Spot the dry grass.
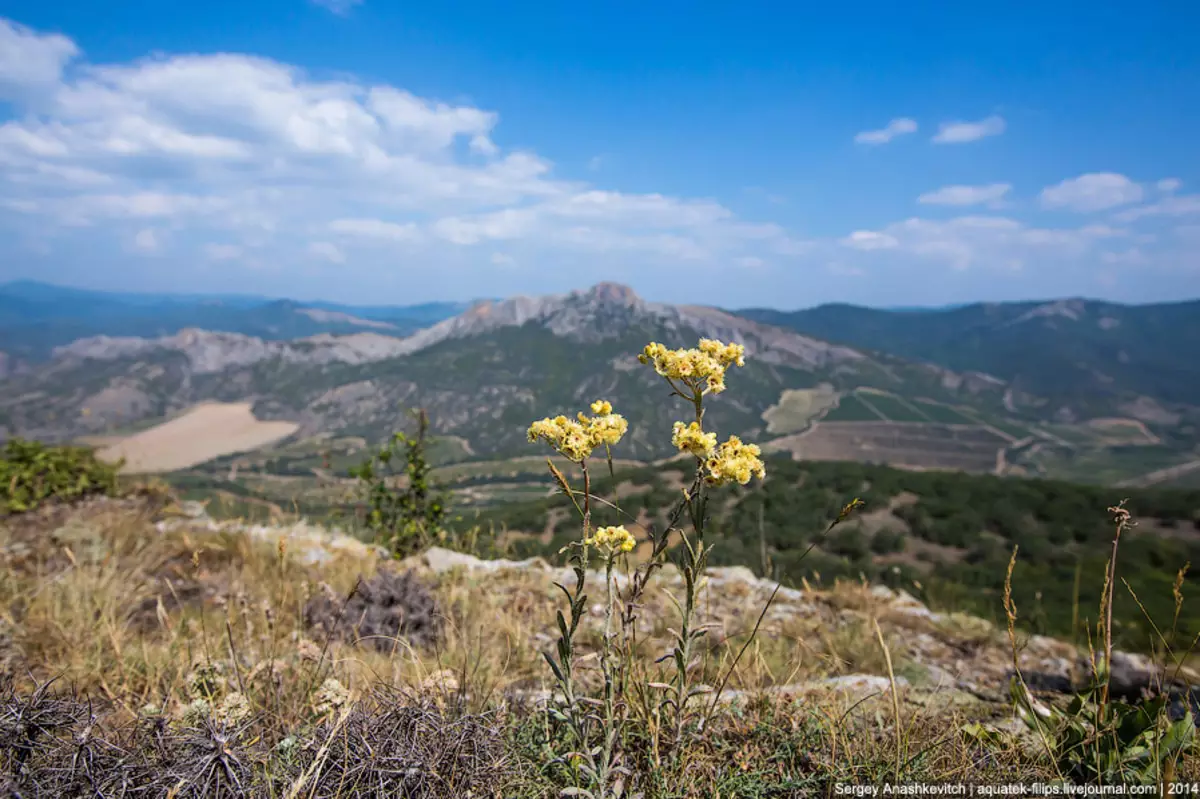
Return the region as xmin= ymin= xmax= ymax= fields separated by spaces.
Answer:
xmin=2 ymin=497 xmax=1199 ymax=795
xmin=97 ymin=402 xmax=299 ymax=474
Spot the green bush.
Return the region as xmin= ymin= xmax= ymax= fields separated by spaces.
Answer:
xmin=0 ymin=437 xmax=122 ymax=514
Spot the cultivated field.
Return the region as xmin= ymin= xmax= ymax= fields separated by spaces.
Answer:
xmin=97 ymin=402 xmax=299 ymax=473
xmin=761 ymin=385 xmax=839 ymax=434
xmin=764 ymin=421 xmax=1008 ymax=473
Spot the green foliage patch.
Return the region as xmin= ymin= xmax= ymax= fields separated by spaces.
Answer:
xmin=0 ymin=437 xmax=121 ymax=514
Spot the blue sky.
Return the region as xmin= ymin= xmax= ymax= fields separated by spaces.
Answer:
xmin=0 ymin=1 xmax=1197 ymax=309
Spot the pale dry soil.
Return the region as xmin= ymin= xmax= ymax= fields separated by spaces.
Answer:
xmin=97 ymin=401 xmax=299 ymax=473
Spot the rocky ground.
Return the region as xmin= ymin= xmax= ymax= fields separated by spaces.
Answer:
xmin=4 ymin=495 xmax=1200 ymax=795
xmin=147 ymin=498 xmax=1193 ymax=715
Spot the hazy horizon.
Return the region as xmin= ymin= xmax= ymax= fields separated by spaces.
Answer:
xmin=6 ymin=277 xmax=1197 ymax=316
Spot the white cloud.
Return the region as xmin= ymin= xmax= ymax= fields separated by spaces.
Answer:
xmin=1157 ymin=178 xmax=1182 ymax=193
xmin=917 ymin=183 xmax=1011 ymax=207
xmin=0 ymin=18 xmax=78 ymax=97
xmin=132 ymin=228 xmax=161 ymax=253
xmin=308 ymin=241 xmax=346 ymax=264
xmin=1039 ymin=173 xmax=1144 ymax=212
xmin=853 ymin=118 xmax=917 ymax=145
xmin=1114 ymin=194 xmax=1200 ymax=222
xmin=841 ymin=230 xmax=899 ymax=250
xmin=311 ymin=0 xmax=363 ymax=15
xmin=932 ymin=115 xmax=1006 ymax=144
xmin=330 ymin=218 xmax=420 ymax=241
xmin=469 ymin=134 xmax=498 ymax=156
xmin=490 ymin=252 xmax=515 ymax=266
xmin=841 ymin=215 xmax=1120 ymax=271
xmin=734 ymin=255 xmax=765 ymax=268
xmin=205 ymin=243 xmax=243 ymax=261
xmin=1100 ymin=249 xmax=1149 ymax=266
xmin=0 ymin=18 xmax=813 ymax=272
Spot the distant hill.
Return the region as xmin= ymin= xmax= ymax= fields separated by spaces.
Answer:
xmin=736 ymin=298 xmax=1200 ymax=422
xmin=0 ymin=280 xmax=475 ymax=366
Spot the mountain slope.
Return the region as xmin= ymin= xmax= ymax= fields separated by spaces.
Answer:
xmin=736 ymin=298 xmax=1200 ymax=423
xmin=0 ymin=284 xmax=1022 ymax=460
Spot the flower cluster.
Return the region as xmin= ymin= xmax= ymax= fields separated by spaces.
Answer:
xmin=586 ymin=524 xmax=636 ymax=555
xmin=528 ymin=399 xmax=628 ymax=462
xmin=638 ymin=338 xmax=746 ymax=395
xmin=672 ymin=421 xmax=717 ymax=458
xmin=704 ymin=436 xmax=766 ymax=486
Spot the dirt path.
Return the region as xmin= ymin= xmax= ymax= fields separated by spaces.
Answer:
xmin=1115 ymin=458 xmax=1200 ymax=488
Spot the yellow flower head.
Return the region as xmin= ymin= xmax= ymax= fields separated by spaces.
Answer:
xmin=637 ymin=338 xmax=746 ymax=396
xmin=671 ymin=420 xmax=717 ymax=458
xmin=586 ymin=525 xmax=636 ymax=555
xmin=529 ymin=400 xmax=626 ymax=461
xmin=704 ymin=435 xmax=766 ymax=486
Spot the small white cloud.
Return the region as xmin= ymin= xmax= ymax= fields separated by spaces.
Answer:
xmin=329 ymin=218 xmax=420 ymax=241
xmin=311 ymin=0 xmax=362 ymax=15
xmin=1157 ymin=177 xmax=1182 ymax=193
xmin=932 ymin=115 xmax=1006 ymax=144
xmin=490 ymin=252 xmax=515 ymax=266
xmin=1040 ymin=173 xmax=1144 ymax=212
xmin=308 ymin=241 xmax=346 ymax=264
xmin=917 ymin=183 xmax=1011 ymax=207
xmin=841 ymin=230 xmax=899 ymax=250
xmin=469 ymin=134 xmax=498 ymax=156
xmin=1100 ymin=249 xmax=1149 ymax=266
xmin=132 ymin=228 xmax=161 ymax=253
xmin=204 ymin=243 xmax=242 ymax=261
xmin=840 ymin=215 xmax=1128 ymax=272
xmin=0 ymin=18 xmax=79 ymax=96
xmin=587 ymin=155 xmax=604 ymax=171
xmin=734 ymin=255 xmax=765 ymax=268
xmin=1115 ymin=194 xmax=1200 ymax=222
xmin=854 ymin=118 xmax=918 ymax=145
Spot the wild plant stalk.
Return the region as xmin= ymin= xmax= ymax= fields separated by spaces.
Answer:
xmin=998 ymin=501 xmax=1195 ymax=786
xmin=528 ymin=339 xmax=766 ymax=796
xmin=541 ymin=450 xmax=618 ymax=794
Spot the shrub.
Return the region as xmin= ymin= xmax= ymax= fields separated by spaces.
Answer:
xmin=0 ymin=438 xmax=121 ymax=515
xmin=303 ymin=567 xmax=443 ymax=653
xmin=348 ymin=409 xmax=450 ymax=558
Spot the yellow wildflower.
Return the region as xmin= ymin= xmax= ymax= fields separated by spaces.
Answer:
xmin=529 ymin=401 xmax=627 ymax=462
xmin=671 ymin=421 xmax=717 ymax=458
xmin=585 ymin=411 xmax=628 ymax=447
xmin=704 ymin=436 xmax=766 ymax=486
xmin=637 ymin=338 xmax=746 ymax=396
xmin=586 ymin=525 xmax=636 ymax=555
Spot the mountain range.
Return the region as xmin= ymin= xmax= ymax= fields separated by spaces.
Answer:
xmin=0 ymin=280 xmax=477 ymax=371
xmin=1 ymin=280 xmax=1197 ymax=486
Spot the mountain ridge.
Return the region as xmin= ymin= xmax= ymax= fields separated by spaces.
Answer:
xmin=2 ymin=281 xmax=1197 ymax=484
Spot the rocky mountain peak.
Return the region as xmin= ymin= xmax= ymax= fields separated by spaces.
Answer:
xmin=572 ymin=282 xmax=641 ymax=306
